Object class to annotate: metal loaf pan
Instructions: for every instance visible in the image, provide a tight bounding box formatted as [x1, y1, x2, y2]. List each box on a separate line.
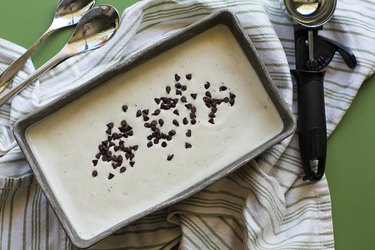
[14, 11, 295, 248]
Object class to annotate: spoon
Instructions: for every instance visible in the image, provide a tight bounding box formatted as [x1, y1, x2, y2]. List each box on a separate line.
[0, 5, 119, 107]
[0, 0, 96, 93]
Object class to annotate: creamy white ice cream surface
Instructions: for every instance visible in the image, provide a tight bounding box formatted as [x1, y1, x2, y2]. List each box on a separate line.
[25, 24, 284, 240]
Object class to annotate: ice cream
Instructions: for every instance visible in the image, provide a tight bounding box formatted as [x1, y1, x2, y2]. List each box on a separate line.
[26, 24, 284, 240]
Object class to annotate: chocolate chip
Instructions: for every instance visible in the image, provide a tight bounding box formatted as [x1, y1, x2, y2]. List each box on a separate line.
[117, 155, 123, 162]
[122, 105, 128, 112]
[191, 106, 197, 113]
[186, 74, 192, 80]
[120, 167, 126, 173]
[121, 120, 128, 127]
[190, 93, 197, 99]
[180, 96, 187, 102]
[158, 119, 164, 127]
[147, 141, 153, 148]
[168, 130, 176, 136]
[185, 103, 192, 110]
[136, 110, 142, 117]
[92, 170, 98, 177]
[204, 82, 210, 89]
[174, 74, 181, 81]
[205, 91, 212, 98]
[230, 92, 236, 99]
[95, 153, 101, 159]
[208, 118, 215, 124]
[143, 115, 150, 121]
[106, 122, 114, 129]
[130, 161, 135, 167]
[181, 85, 187, 91]
[108, 173, 114, 179]
[176, 89, 182, 96]
[186, 129, 191, 137]
[172, 119, 179, 127]
[219, 86, 227, 91]
[191, 119, 196, 125]
[92, 160, 98, 166]
[161, 141, 167, 148]
[154, 98, 161, 104]
[185, 142, 192, 149]
[209, 112, 216, 118]
[175, 82, 182, 89]
[167, 154, 174, 161]
[183, 117, 188, 125]
[229, 99, 235, 106]
[142, 109, 149, 115]
[166, 86, 171, 94]
[106, 128, 111, 134]
[152, 109, 161, 115]
[173, 109, 179, 116]
[153, 138, 159, 144]
[223, 97, 229, 103]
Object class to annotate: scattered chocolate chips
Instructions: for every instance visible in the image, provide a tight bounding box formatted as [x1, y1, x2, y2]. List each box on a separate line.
[91, 73, 237, 179]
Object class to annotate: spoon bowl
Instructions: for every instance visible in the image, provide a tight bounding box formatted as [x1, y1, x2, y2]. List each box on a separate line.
[65, 5, 119, 54]
[0, 0, 96, 92]
[0, 5, 119, 107]
[51, 0, 97, 29]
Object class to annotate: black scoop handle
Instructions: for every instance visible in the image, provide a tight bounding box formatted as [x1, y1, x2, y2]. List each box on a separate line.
[293, 69, 327, 181]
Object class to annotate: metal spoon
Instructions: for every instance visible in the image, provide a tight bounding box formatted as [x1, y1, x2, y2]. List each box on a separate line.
[0, 0, 96, 92]
[0, 5, 119, 107]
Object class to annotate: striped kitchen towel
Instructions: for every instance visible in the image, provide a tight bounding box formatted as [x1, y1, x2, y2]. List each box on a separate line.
[0, 0, 374, 249]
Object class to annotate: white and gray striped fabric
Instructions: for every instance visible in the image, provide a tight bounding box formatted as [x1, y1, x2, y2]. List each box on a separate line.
[0, 0, 374, 249]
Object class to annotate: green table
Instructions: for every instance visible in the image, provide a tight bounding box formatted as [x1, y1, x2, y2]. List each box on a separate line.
[1, 1, 374, 249]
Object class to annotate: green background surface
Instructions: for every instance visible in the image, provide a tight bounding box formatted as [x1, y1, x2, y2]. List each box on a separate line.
[0, 1, 374, 249]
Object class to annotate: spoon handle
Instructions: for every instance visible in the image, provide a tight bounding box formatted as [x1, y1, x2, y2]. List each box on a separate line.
[0, 49, 68, 107]
[0, 27, 55, 93]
